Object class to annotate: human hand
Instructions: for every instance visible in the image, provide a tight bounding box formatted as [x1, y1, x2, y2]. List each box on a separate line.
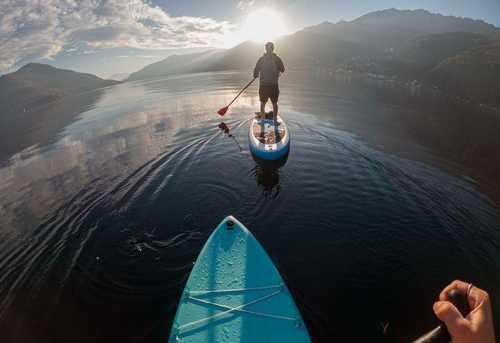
[433, 280, 496, 343]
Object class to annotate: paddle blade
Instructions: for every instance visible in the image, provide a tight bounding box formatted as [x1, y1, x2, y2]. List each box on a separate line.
[217, 106, 228, 116]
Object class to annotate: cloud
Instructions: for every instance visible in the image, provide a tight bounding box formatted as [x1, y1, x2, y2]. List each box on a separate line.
[0, 0, 234, 73]
[237, 0, 256, 11]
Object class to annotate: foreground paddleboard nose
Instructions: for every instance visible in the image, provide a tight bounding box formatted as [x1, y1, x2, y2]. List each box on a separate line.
[168, 215, 311, 342]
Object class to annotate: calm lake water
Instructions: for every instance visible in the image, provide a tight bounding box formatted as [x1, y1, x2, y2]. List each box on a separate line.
[0, 71, 499, 343]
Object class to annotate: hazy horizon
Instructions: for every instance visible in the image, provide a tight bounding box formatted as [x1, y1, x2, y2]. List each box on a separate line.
[1, 1, 500, 78]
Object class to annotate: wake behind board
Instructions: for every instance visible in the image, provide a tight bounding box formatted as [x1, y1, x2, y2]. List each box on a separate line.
[249, 111, 290, 160]
[168, 216, 311, 343]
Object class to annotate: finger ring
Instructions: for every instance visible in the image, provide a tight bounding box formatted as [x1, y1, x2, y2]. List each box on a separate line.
[467, 283, 474, 297]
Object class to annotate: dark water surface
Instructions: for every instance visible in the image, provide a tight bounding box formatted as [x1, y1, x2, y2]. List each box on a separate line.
[1, 72, 499, 343]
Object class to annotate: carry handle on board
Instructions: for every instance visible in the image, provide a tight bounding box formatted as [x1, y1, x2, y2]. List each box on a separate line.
[412, 289, 471, 343]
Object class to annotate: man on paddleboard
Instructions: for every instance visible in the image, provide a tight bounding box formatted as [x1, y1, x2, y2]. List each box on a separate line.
[253, 42, 285, 125]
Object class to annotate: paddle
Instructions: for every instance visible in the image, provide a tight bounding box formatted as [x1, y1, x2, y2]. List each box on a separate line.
[412, 289, 470, 343]
[217, 77, 257, 116]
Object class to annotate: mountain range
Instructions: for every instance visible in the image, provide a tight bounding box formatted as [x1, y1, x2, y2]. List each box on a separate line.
[0, 63, 118, 159]
[1, 8, 499, 115]
[127, 9, 500, 106]
[0, 63, 118, 116]
[2, 9, 498, 108]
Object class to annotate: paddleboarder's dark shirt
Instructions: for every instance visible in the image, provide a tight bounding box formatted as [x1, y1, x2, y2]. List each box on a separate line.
[253, 53, 285, 86]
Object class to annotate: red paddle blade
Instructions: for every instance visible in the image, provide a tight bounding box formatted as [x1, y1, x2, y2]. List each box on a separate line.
[217, 106, 228, 116]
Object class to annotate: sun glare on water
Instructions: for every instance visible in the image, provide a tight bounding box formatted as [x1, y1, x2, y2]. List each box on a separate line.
[225, 8, 288, 47]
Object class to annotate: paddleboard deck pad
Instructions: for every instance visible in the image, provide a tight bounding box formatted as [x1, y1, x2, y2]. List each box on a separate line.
[249, 112, 290, 160]
[168, 216, 311, 343]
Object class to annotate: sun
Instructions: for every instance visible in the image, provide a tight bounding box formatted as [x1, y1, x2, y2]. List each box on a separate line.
[242, 8, 287, 42]
[224, 8, 288, 47]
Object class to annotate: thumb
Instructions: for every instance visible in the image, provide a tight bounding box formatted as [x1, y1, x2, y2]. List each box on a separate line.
[433, 301, 466, 335]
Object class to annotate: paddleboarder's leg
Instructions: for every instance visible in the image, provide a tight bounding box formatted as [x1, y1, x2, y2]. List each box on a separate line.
[259, 86, 267, 118]
[271, 85, 280, 125]
[272, 101, 278, 124]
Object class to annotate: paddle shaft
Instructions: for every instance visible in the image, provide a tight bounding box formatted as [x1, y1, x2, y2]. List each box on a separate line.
[412, 289, 470, 343]
[225, 77, 257, 108]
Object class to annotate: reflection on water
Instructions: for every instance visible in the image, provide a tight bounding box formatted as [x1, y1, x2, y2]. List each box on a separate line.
[252, 154, 289, 198]
[0, 72, 499, 343]
[217, 121, 243, 151]
[218, 118, 288, 197]
[0, 89, 107, 162]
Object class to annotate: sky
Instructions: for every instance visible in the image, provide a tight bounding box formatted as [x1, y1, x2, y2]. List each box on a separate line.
[1, 0, 499, 78]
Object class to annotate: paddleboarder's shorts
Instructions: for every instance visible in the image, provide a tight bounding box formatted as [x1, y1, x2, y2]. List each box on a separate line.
[259, 85, 279, 103]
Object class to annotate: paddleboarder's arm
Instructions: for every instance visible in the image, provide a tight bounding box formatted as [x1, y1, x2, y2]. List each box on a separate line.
[433, 280, 496, 343]
[277, 57, 285, 73]
[253, 58, 262, 78]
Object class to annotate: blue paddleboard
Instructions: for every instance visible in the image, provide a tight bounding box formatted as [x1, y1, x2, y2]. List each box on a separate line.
[168, 216, 311, 342]
[249, 112, 290, 160]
